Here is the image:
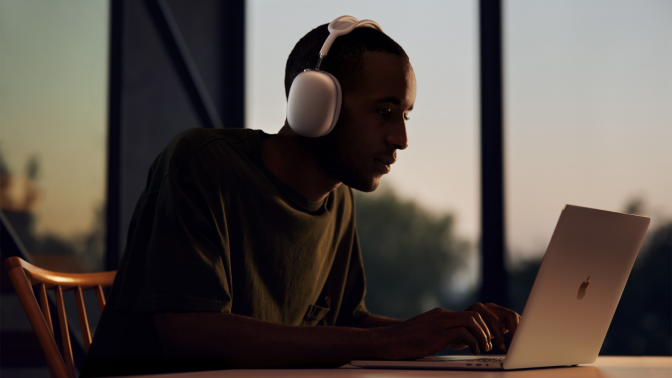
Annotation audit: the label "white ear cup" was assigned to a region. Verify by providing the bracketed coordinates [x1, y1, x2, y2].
[286, 70, 342, 138]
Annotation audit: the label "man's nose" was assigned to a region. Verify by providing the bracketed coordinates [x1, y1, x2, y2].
[385, 118, 408, 150]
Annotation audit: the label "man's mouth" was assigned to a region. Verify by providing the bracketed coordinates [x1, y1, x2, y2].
[374, 157, 395, 174]
[376, 157, 395, 166]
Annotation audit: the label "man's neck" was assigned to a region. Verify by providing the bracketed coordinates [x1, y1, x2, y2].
[260, 125, 341, 203]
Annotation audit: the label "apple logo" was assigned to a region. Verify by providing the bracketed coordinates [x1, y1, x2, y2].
[577, 276, 590, 300]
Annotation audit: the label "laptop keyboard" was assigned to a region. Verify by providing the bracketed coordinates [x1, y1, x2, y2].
[444, 358, 505, 363]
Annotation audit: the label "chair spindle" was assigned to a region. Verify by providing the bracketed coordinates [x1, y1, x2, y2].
[38, 283, 54, 336]
[37, 284, 58, 378]
[94, 284, 106, 312]
[74, 286, 92, 352]
[55, 286, 76, 378]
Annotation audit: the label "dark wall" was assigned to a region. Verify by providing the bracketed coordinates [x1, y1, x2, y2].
[108, 0, 244, 266]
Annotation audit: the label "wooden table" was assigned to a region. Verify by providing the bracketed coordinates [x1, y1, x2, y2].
[126, 357, 671, 377]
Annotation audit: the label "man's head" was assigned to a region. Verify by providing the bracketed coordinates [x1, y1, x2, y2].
[284, 23, 416, 192]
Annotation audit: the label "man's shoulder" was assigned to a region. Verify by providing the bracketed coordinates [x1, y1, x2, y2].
[162, 128, 257, 171]
[169, 127, 253, 155]
[142, 128, 259, 192]
[172, 127, 253, 143]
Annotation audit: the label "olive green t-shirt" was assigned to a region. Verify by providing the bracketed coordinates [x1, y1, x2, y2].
[81, 128, 369, 377]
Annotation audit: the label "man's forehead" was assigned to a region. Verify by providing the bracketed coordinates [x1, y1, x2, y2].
[360, 51, 411, 73]
[355, 52, 416, 105]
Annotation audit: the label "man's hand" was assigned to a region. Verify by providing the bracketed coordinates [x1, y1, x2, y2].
[374, 308, 494, 360]
[464, 302, 521, 352]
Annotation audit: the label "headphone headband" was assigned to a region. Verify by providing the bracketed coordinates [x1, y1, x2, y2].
[315, 15, 383, 70]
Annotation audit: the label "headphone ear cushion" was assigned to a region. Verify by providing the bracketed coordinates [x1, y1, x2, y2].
[287, 70, 342, 138]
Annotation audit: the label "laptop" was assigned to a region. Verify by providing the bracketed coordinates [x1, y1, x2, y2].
[351, 204, 650, 370]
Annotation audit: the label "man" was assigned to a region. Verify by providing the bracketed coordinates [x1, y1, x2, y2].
[82, 21, 520, 377]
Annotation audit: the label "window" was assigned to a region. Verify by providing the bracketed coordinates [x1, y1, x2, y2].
[0, 0, 109, 272]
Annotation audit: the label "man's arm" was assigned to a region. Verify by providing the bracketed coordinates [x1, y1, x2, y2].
[355, 313, 402, 328]
[155, 308, 495, 370]
[155, 312, 377, 369]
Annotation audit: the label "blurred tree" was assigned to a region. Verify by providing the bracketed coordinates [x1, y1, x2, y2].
[600, 221, 671, 355]
[354, 188, 470, 319]
[0, 147, 105, 272]
[80, 203, 106, 272]
[0, 145, 10, 175]
[508, 259, 540, 316]
[25, 155, 40, 181]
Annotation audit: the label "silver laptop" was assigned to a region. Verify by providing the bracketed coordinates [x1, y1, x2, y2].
[351, 205, 650, 370]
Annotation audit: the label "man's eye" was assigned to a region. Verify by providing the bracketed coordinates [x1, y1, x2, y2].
[378, 109, 392, 116]
[404, 114, 411, 121]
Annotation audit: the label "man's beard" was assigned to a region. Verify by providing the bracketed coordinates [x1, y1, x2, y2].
[313, 128, 379, 193]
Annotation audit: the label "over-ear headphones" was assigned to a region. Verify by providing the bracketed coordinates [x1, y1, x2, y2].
[286, 15, 384, 138]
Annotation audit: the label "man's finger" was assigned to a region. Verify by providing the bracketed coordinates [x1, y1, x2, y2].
[449, 343, 469, 350]
[464, 313, 491, 353]
[477, 304, 507, 352]
[441, 314, 490, 353]
[506, 312, 520, 341]
[487, 303, 522, 342]
[444, 327, 480, 355]
[471, 312, 492, 351]
[472, 312, 492, 349]
[454, 309, 492, 351]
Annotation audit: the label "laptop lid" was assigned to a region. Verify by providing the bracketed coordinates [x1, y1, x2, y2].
[503, 205, 649, 369]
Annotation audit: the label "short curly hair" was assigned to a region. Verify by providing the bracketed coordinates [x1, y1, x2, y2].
[284, 23, 408, 99]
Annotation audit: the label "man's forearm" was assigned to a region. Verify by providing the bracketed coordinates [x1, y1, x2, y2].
[355, 313, 402, 328]
[155, 312, 384, 369]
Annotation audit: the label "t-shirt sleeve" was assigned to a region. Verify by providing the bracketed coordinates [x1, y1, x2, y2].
[335, 228, 370, 326]
[115, 173, 232, 313]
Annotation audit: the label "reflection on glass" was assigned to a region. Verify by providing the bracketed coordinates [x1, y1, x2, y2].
[0, 0, 109, 272]
[247, 0, 480, 317]
[505, 0, 671, 355]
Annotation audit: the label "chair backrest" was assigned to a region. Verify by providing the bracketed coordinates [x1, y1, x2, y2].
[3, 256, 116, 378]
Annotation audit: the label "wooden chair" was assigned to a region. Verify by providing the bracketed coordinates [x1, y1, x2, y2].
[3, 256, 116, 378]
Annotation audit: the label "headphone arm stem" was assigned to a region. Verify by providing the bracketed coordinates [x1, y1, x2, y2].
[315, 54, 325, 71]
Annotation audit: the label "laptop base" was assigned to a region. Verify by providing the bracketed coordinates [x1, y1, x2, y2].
[351, 356, 506, 370]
